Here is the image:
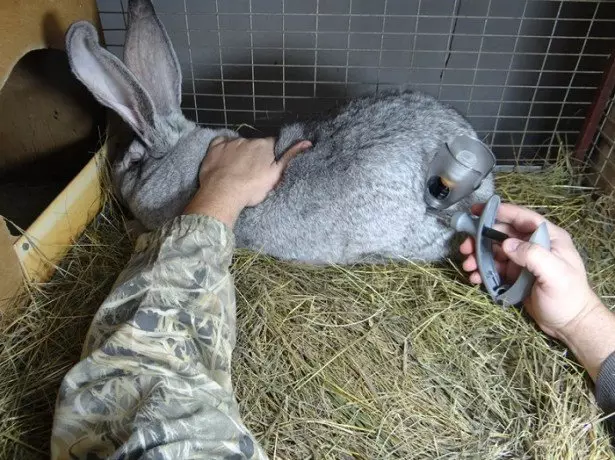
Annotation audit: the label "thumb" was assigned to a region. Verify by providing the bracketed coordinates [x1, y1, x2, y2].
[276, 140, 312, 168]
[502, 238, 564, 282]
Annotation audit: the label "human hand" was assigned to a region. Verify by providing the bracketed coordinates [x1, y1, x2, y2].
[459, 202, 602, 341]
[459, 201, 615, 380]
[183, 137, 312, 228]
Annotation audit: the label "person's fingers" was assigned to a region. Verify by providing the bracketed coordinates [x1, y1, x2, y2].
[469, 203, 530, 240]
[462, 254, 477, 272]
[496, 203, 550, 233]
[275, 140, 312, 169]
[249, 137, 274, 158]
[463, 255, 508, 276]
[493, 243, 509, 262]
[502, 238, 567, 283]
[459, 234, 516, 260]
[491, 222, 527, 240]
[472, 202, 545, 234]
[499, 204, 571, 242]
[503, 260, 523, 285]
[268, 140, 311, 190]
[469, 272, 482, 284]
[493, 260, 508, 277]
[209, 135, 229, 150]
[494, 259, 509, 275]
[459, 237, 475, 255]
[472, 202, 569, 242]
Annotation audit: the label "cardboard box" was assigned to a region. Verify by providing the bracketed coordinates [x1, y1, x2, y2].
[0, 0, 105, 310]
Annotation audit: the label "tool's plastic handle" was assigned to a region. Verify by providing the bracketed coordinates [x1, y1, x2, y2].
[450, 195, 551, 307]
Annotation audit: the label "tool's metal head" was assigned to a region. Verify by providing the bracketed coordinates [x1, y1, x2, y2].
[424, 135, 496, 210]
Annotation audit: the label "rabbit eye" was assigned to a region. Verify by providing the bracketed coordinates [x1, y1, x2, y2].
[123, 151, 142, 168]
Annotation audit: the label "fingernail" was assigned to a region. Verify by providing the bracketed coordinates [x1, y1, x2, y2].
[503, 238, 521, 252]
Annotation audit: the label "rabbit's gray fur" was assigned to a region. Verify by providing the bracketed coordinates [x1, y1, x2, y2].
[65, 0, 494, 265]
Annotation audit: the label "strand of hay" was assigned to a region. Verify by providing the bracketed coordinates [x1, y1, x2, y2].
[1, 150, 614, 458]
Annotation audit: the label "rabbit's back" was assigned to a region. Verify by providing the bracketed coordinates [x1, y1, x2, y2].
[235, 91, 494, 264]
[308, 91, 472, 155]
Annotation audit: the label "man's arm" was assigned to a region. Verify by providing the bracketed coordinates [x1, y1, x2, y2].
[51, 137, 311, 459]
[51, 214, 265, 459]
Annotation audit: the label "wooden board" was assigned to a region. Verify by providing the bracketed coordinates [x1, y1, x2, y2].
[0, 217, 21, 313]
[0, 0, 102, 88]
[0, 0, 107, 299]
[591, 103, 615, 195]
[14, 146, 106, 282]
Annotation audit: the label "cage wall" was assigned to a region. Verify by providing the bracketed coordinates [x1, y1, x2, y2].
[97, 0, 615, 165]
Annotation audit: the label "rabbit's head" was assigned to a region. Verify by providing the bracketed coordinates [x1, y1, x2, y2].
[65, 0, 237, 229]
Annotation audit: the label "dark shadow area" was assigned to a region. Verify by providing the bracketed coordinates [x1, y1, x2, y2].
[183, 59, 350, 139]
[0, 48, 106, 233]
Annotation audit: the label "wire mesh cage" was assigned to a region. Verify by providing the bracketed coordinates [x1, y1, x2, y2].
[97, 0, 615, 166]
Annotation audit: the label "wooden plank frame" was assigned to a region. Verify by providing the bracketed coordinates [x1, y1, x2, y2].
[575, 50, 615, 164]
[0, 0, 106, 298]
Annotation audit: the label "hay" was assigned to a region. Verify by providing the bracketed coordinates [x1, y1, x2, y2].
[1, 152, 614, 459]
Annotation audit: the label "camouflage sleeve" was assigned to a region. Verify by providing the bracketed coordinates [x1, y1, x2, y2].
[50, 214, 267, 460]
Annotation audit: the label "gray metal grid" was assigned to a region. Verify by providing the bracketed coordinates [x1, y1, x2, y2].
[96, 0, 615, 165]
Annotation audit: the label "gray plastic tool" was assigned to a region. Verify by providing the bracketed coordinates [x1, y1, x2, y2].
[450, 194, 551, 307]
[424, 134, 496, 210]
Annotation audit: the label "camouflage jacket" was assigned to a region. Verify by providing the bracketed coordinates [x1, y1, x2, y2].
[51, 215, 267, 460]
[47, 212, 615, 457]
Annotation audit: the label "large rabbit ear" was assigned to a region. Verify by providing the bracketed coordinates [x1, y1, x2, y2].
[124, 0, 182, 116]
[66, 21, 159, 146]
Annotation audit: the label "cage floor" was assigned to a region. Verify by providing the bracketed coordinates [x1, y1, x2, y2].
[1, 154, 614, 459]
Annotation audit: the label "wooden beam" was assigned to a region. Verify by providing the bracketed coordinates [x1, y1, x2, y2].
[574, 51, 615, 162]
[13, 147, 106, 283]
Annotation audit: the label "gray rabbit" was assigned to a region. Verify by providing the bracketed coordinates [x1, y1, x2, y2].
[65, 0, 494, 264]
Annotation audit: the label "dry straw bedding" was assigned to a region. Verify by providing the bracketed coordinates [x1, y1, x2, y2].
[1, 156, 614, 459]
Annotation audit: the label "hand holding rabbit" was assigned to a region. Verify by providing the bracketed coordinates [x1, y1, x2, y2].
[184, 137, 312, 228]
